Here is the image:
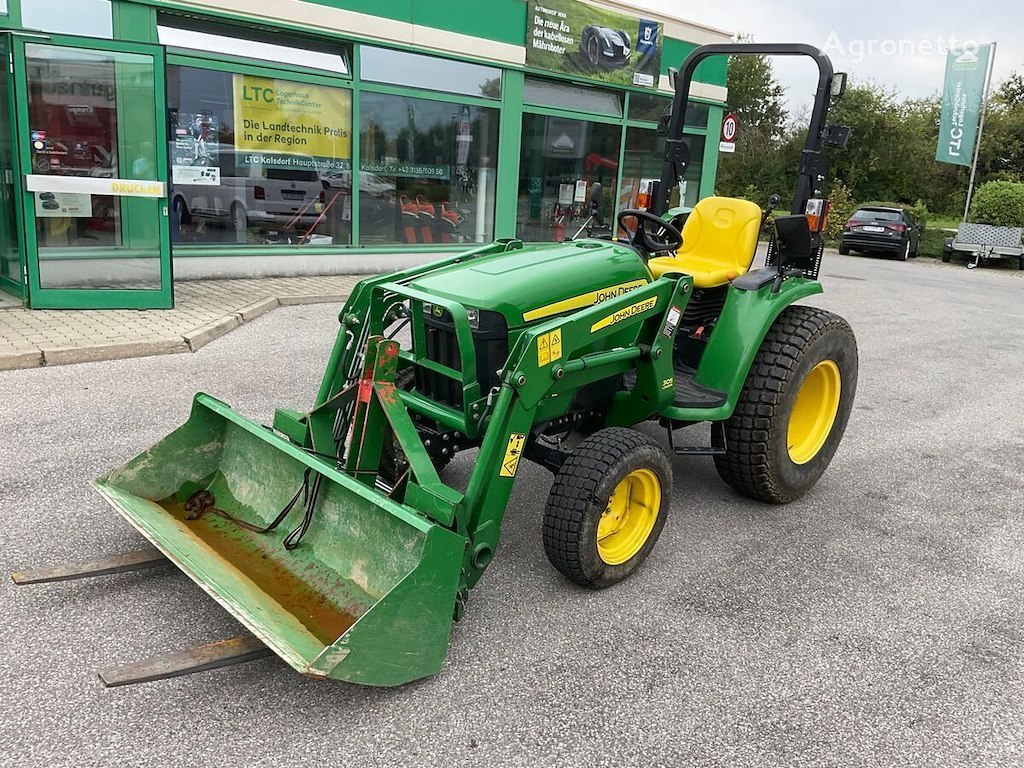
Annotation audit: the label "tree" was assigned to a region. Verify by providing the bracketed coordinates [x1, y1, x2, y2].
[714, 40, 789, 204]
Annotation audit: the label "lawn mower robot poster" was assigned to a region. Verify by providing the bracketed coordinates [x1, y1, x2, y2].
[527, 0, 663, 87]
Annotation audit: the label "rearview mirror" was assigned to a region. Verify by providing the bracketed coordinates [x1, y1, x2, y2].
[667, 67, 678, 91]
[831, 72, 848, 99]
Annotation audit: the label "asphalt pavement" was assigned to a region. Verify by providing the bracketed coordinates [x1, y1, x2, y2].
[1, 254, 1022, 767]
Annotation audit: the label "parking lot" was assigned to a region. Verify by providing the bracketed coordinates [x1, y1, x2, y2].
[2, 254, 1022, 767]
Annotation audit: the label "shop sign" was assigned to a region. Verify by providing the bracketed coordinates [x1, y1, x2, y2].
[544, 117, 586, 159]
[526, 0, 663, 88]
[233, 75, 352, 172]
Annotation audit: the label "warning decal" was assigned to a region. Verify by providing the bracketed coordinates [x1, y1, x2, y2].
[499, 433, 527, 478]
[537, 329, 563, 367]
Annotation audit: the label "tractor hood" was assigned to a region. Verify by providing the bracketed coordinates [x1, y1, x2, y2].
[407, 240, 651, 327]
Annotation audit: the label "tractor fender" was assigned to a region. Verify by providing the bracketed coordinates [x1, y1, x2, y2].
[662, 277, 824, 423]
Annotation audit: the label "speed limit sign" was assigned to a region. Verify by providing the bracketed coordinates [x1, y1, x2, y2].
[721, 113, 739, 143]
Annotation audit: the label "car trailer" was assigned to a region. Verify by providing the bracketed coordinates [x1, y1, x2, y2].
[943, 222, 1024, 270]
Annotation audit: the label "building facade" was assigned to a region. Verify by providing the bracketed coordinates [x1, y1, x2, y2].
[0, 0, 730, 308]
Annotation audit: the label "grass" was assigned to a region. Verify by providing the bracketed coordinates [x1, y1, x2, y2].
[927, 215, 962, 232]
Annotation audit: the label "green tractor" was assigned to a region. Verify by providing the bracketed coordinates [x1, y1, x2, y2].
[15, 44, 858, 686]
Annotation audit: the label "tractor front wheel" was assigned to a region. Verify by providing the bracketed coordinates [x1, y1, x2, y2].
[714, 305, 858, 503]
[543, 428, 671, 588]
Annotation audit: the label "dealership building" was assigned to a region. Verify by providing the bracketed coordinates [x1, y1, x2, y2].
[0, 0, 730, 308]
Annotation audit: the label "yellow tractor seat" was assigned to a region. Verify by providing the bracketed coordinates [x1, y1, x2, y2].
[648, 196, 763, 288]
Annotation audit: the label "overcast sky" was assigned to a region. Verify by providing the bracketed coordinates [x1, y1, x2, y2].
[642, 0, 1022, 115]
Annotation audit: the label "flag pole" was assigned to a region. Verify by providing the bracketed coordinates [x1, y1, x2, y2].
[963, 42, 997, 223]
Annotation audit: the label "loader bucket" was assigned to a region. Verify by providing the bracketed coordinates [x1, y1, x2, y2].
[91, 393, 466, 686]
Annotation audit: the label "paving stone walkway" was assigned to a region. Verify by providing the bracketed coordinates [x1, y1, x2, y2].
[0, 275, 362, 370]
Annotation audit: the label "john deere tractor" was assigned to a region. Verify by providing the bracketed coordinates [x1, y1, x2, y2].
[15, 44, 858, 687]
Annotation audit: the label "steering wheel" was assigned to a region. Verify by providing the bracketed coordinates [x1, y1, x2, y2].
[617, 209, 683, 258]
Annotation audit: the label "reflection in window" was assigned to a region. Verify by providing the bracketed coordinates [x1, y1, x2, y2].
[167, 66, 353, 247]
[359, 93, 498, 245]
[516, 113, 621, 242]
[158, 22, 349, 75]
[627, 93, 710, 130]
[524, 77, 622, 118]
[619, 127, 704, 215]
[21, 0, 113, 38]
[360, 47, 501, 99]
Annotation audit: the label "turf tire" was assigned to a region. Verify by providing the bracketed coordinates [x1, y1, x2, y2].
[543, 427, 671, 589]
[713, 305, 858, 504]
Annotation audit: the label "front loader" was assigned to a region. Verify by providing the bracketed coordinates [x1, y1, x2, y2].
[13, 44, 859, 687]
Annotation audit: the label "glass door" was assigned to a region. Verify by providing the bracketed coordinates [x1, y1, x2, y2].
[0, 33, 24, 298]
[12, 35, 172, 308]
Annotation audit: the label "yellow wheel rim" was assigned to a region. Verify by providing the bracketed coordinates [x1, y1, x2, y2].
[597, 468, 661, 566]
[787, 360, 842, 465]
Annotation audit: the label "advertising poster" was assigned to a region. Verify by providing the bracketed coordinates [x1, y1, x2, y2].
[232, 75, 352, 172]
[526, 0, 662, 88]
[170, 109, 221, 184]
[35, 191, 92, 218]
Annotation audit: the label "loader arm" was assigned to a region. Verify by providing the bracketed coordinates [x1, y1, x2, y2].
[454, 274, 694, 589]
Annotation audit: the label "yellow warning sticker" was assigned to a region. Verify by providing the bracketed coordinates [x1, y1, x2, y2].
[537, 328, 563, 367]
[499, 433, 527, 478]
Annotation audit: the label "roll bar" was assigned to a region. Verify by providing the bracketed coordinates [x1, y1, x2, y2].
[653, 43, 840, 218]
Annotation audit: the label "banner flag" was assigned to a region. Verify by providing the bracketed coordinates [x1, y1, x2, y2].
[936, 44, 992, 167]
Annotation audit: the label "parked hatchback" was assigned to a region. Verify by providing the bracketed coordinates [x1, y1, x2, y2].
[838, 207, 921, 260]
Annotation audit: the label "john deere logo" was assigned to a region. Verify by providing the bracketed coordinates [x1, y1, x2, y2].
[432, 305, 444, 317]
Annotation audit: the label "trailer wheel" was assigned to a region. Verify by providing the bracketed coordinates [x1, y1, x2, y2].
[714, 305, 858, 504]
[543, 427, 671, 589]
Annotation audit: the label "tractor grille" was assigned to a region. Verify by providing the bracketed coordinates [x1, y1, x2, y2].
[682, 285, 728, 328]
[415, 310, 508, 410]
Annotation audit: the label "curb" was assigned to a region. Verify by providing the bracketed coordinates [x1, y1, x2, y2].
[183, 315, 242, 353]
[0, 293, 346, 371]
[0, 350, 43, 371]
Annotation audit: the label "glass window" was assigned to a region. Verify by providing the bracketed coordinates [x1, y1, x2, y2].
[524, 77, 623, 118]
[0, 1, 8, 14]
[158, 21, 349, 76]
[618, 127, 704, 215]
[167, 65, 353, 247]
[516, 113, 621, 242]
[21, 0, 112, 39]
[359, 93, 498, 246]
[360, 47, 500, 99]
[628, 93, 710, 130]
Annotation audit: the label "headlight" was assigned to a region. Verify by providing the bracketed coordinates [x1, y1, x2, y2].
[465, 307, 480, 330]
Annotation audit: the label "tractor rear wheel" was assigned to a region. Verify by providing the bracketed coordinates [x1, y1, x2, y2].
[543, 427, 671, 588]
[714, 305, 858, 504]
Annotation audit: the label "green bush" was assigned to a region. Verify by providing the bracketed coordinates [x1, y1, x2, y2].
[915, 228, 948, 259]
[968, 181, 1024, 228]
[825, 182, 857, 241]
